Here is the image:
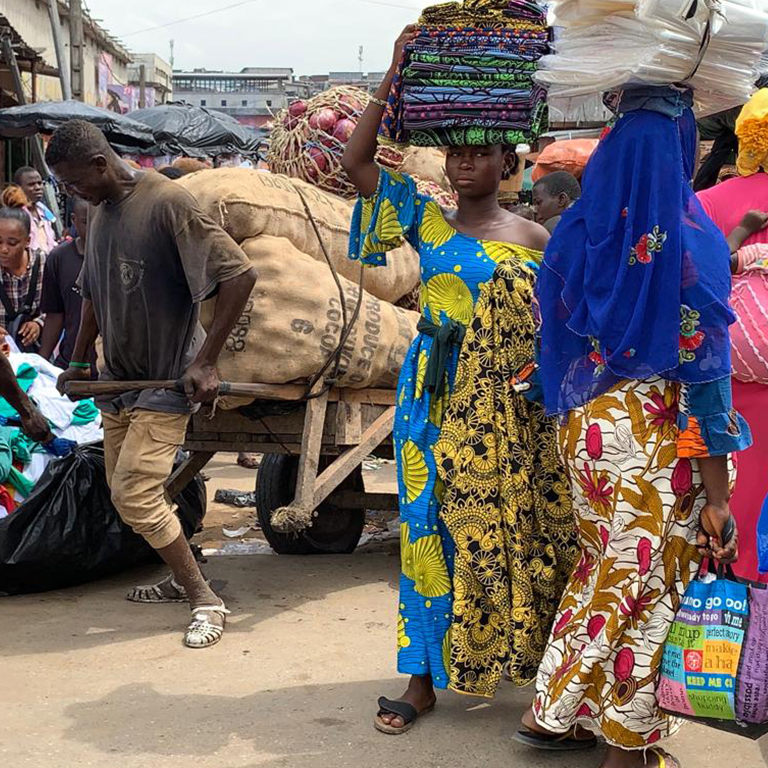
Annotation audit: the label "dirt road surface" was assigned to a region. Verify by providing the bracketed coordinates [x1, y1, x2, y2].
[2, 460, 767, 768]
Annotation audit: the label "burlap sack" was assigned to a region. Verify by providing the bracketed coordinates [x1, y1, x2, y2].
[400, 147, 452, 193]
[202, 236, 418, 403]
[180, 168, 419, 304]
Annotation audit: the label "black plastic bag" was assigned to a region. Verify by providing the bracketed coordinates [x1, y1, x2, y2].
[0, 444, 206, 596]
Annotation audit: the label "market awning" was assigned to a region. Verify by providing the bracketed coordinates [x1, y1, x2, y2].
[0, 100, 156, 149]
[128, 102, 265, 158]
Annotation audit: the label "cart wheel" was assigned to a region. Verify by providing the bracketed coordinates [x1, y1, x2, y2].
[255, 453, 365, 555]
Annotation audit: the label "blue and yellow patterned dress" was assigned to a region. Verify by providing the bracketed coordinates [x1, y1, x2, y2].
[349, 167, 541, 688]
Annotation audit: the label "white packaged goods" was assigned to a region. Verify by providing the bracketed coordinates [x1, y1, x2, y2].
[537, 0, 768, 115]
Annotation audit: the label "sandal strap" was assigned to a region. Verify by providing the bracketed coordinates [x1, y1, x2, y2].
[191, 604, 230, 618]
[377, 697, 418, 725]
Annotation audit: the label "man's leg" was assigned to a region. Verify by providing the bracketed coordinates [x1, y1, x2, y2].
[103, 410, 186, 604]
[109, 409, 226, 647]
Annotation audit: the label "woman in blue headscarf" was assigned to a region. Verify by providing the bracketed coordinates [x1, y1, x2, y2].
[513, 88, 752, 768]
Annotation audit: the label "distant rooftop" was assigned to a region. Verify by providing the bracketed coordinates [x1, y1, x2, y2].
[174, 68, 293, 79]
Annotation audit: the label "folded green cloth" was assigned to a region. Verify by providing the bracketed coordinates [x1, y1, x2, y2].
[402, 72, 535, 88]
[410, 52, 539, 70]
[411, 125, 534, 146]
[72, 399, 100, 426]
[0, 364, 38, 418]
[0, 427, 36, 497]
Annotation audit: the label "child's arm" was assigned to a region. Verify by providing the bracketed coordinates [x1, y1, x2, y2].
[727, 210, 768, 274]
[727, 210, 768, 253]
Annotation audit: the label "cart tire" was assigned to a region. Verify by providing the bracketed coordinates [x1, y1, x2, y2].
[255, 454, 365, 555]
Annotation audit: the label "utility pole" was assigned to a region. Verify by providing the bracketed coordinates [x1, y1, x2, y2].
[358, 45, 364, 77]
[46, 0, 72, 100]
[170, 39, 175, 70]
[139, 64, 147, 108]
[69, 0, 84, 100]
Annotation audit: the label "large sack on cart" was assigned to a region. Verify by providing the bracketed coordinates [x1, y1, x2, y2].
[0, 445, 205, 596]
[202, 235, 419, 401]
[179, 168, 420, 304]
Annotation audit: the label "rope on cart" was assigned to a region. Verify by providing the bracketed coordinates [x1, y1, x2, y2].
[295, 187, 365, 401]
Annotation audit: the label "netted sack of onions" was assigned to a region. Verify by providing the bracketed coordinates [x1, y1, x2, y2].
[269, 86, 405, 198]
[412, 176, 456, 209]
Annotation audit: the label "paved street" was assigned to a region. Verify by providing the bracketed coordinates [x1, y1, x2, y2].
[3, 550, 767, 768]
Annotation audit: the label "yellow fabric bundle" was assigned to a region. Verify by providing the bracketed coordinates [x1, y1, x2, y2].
[736, 89, 768, 176]
[419, 0, 545, 28]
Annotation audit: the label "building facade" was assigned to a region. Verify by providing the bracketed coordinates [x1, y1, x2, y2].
[118, 53, 173, 112]
[299, 71, 388, 98]
[173, 67, 293, 128]
[0, 0, 131, 107]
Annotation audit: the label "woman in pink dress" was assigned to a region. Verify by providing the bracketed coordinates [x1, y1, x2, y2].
[698, 88, 768, 580]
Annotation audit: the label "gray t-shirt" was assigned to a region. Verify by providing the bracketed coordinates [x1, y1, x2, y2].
[81, 171, 252, 414]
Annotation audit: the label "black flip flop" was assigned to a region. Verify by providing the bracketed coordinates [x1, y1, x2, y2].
[513, 727, 598, 751]
[374, 696, 435, 735]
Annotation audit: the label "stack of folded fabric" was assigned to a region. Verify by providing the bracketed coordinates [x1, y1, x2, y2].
[380, 0, 551, 147]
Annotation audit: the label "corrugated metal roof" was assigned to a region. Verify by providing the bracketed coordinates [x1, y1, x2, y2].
[0, 14, 58, 76]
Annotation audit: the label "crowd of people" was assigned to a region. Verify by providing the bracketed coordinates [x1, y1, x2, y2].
[340, 27, 764, 768]
[0, 25, 765, 768]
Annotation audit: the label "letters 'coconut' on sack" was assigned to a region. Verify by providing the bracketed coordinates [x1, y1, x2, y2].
[179, 168, 420, 304]
[201, 235, 419, 406]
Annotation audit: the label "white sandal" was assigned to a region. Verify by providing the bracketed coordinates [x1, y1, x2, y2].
[184, 603, 230, 649]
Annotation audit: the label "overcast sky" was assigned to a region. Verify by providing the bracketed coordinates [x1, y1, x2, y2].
[86, 0, 433, 76]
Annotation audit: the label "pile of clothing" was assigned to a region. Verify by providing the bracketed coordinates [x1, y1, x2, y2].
[0, 353, 102, 517]
[536, 0, 768, 116]
[380, 0, 551, 147]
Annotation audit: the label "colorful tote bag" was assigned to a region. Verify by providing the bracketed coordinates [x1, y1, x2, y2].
[657, 564, 768, 739]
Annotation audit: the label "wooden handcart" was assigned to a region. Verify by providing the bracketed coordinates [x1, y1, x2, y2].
[70, 380, 400, 555]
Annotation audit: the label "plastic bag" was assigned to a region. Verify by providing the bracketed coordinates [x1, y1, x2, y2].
[532, 139, 599, 181]
[538, 0, 768, 116]
[757, 490, 768, 574]
[656, 564, 768, 739]
[0, 444, 206, 596]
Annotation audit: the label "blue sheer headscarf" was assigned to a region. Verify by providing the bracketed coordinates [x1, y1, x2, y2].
[537, 90, 735, 415]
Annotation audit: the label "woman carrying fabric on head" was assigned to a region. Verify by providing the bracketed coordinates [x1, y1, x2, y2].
[342, 26, 578, 734]
[513, 88, 751, 768]
[697, 89, 768, 583]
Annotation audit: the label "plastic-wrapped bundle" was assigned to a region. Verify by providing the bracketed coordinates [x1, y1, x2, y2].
[537, 0, 768, 115]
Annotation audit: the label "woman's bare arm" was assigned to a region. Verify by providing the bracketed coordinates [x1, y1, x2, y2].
[342, 26, 417, 198]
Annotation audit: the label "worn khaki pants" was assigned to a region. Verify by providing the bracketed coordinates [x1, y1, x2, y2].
[102, 409, 190, 550]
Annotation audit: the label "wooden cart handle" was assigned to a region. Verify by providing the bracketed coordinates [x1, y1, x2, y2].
[64, 379, 311, 402]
